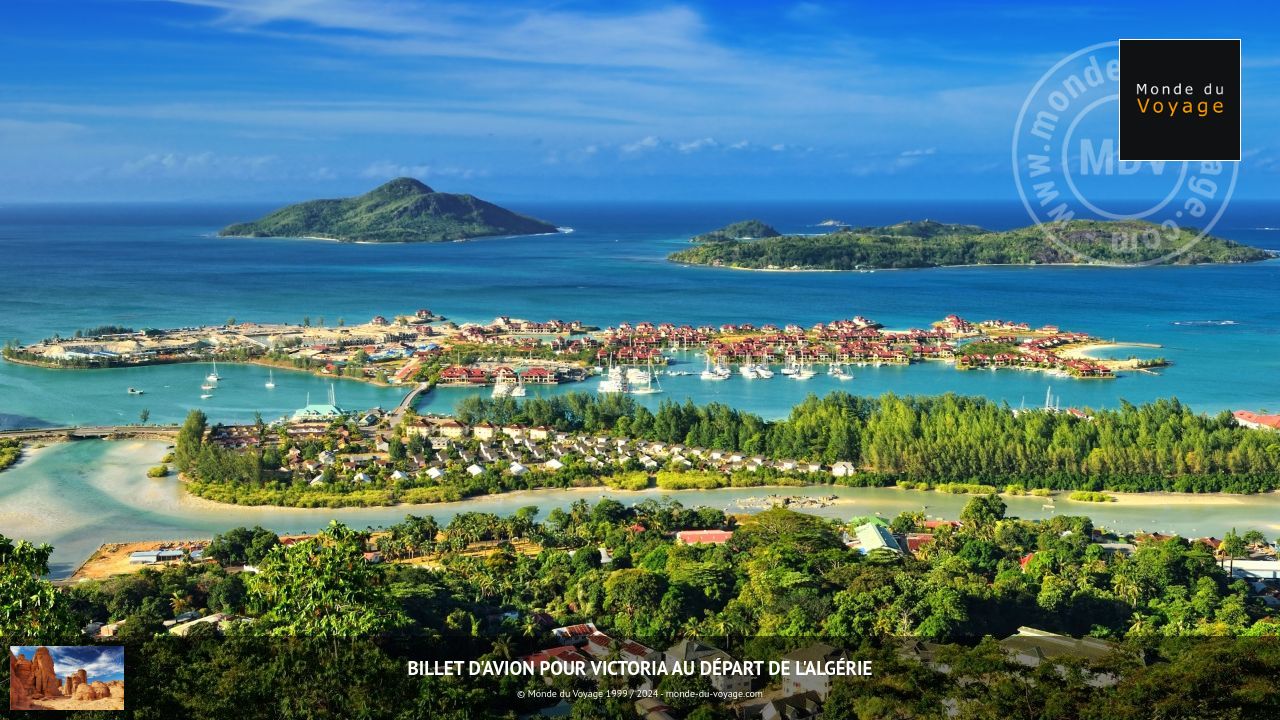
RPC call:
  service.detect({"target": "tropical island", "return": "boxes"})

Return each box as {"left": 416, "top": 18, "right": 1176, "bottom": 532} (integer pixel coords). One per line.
{"left": 690, "top": 219, "right": 781, "bottom": 243}
{"left": 218, "top": 177, "right": 558, "bottom": 243}
{"left": 669, "top": 219, "right": 1274, "bottom": 269}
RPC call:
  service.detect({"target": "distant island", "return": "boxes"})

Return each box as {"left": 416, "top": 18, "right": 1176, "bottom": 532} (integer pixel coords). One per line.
{"left": 669, "top": 219, "right": 1274, "bottom": 269}
{"left": 219, "top": 177, "right": 558, "bottom": 243}
{"left": 690, "top": 219, "right": 781, "bottom": 242}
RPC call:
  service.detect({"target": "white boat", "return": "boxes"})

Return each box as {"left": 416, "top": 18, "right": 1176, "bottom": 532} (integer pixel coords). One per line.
{"left": 200, "top": 393, "right": 213, "bottom": 399}
{"left": 265, "top": 369, "right": 275, "bottom": 389}
{"left": 200, "top": 382, "right": 216, "bottom": 391}
{"left": 629, "top": 359, "right": 663, "bottom": 395}
{"left": 492, "top": 379, "right": 513, "bottom": 398}
{"left": 206, "top": 360, "right": 220, "bottom": 383}
{"left": 829, "top": 364, "right": 854, "bottom": 381}
{"left": 510, "top": 372, "right": 527, "bottom": 397}
{"left": 626, "top": 367, "right": 651, "bottom": 384}
{"left": 755, "top": 365, "right": 775, "bottom": 379}
{"left": 789, "top": 362, "right": 816, "bottom": 380}
{"left": 598, "top": 366, "right": 628, "bottom": 393}
{"left": 127, "top": 387, "right": 144, "bottom": 395}
{"left": 700, "top": 356, "right": 729, "bottom": 381}
{"left": 780, "top": 360, "right": 797, "bottom": 376}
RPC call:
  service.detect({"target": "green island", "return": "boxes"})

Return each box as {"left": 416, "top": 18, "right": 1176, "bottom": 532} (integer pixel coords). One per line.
{"left": 5, "top": 495, "right": 1278, "bottom": 718}
{"left": 218, "top": 177, "right": 558, "bottom": 243}
{"left": 175, "top": 391, "right": 1280, "bottom": 508}
{"left": 669, "top": 219, "right": 1275, "bottom": 269}
{"left": 691, "top": 219, "right": 781, "bottom": 242}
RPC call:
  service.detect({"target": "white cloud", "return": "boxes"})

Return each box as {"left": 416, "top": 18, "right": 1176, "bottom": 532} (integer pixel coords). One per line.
{"left": 728, "top": 140, "right": 750, "bottom": 150}
{"left": 359, "top": 161, "right": 484, "bottom": 180}
{"left": 620, "top": 136, "right": 662, "bottom": 155}
{"left": 899, "top": 147, "right": 936, "bottom": 157}
{"left": 116, "top": 151, "right": 276, "bottom": 178}
{"left": 677, "top": 137, "right": 718, "bottom": 154}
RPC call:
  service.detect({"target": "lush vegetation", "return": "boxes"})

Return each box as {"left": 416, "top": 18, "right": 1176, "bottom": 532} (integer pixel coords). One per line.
{"left": 455, "top": 391, "right": 1280, "bottom": 493}
{"left": 669, "top": 219, "right": 1273, "bottom": 269}
{"left": 219, "top": 177, "right": 557, "bottom": 243}
{"left": 0, "top": 438, "right": 21, "bottom": 471}
{"left": 3, "top": 497, "right": 1278, "bottom": 718}
{"left": 691, "top": 219, "right": 780, "bottom": 242}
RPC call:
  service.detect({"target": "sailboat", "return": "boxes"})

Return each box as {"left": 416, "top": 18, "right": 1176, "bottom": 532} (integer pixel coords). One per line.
{"left": 265, "top": 369, "right": 276, "bottom": 389}
{"left": 829, "top": 363, "right": 853, "bottom": 381}
{"left": 700, "top": 355, "right": 729, "bottom": 381}
{"left": 629, "top": 358, "right": 663, "bottom": 395}
{"left": 789, "top": 361, "right": 816, "bottom": 380}
{"left": 509, "top": 371, "right": 527, "bottom": 397}
{"left": 206, "top": 359, "right": 221, "bottom": 383}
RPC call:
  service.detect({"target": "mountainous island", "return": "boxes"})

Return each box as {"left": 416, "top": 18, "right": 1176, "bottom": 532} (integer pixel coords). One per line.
{"left": 219, "top": 178, "right": 558, "bottom": 243}
{"left": 669, "top": 219, "right": 1274, "bottom": 269}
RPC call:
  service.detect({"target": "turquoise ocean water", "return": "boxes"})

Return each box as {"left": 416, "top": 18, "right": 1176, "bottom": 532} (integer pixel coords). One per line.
{"left": 2, "top": 200, "right": 1278, "bottom": 426}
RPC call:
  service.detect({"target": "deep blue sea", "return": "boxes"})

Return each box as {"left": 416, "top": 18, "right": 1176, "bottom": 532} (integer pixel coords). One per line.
{"left": 2, "top": 200, "right": 1278, "bottom": 426}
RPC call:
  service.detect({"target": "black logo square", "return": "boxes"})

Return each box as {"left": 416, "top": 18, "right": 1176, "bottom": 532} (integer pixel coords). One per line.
{"left": 1119, "top": 39, "right": 1240, "bottom": 161}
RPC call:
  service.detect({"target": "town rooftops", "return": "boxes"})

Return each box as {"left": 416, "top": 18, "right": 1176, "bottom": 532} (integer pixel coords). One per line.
{"left": 675, "top": 529, "right": 734, "bottom": 545}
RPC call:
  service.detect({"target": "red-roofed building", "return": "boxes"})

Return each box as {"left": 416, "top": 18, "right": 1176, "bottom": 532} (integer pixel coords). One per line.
{"left": 1019, "top": 552, "right": 1035, "bottom": 572}
{"left": 675, "top": 530, "right": 733, "bottom": 545}
{"left": 1234, "top": 410, "right": 1280, "bottom": 431}
{"left": 521, "top": 645, "right": 592, "bottom": 673}
{"left": 552, "top": 622, "right": 598, "bottom": 645}
{"left": 905, "top": 533, "right": 934, "bottom": 555}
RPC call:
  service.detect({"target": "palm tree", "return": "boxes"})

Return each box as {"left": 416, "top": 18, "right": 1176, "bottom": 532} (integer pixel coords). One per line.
{"left": 490, "top": 635, "right": 514, "bottom": 660}
{"left": 170, "top": 592, "right": 192, "bottom": 616}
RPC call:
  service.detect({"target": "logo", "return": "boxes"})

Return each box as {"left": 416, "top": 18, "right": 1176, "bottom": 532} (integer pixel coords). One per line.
{"left": 1012, "top": 41, "right": 1237, "bottom": 265}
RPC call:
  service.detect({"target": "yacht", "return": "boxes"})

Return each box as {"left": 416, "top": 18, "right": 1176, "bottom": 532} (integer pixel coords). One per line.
{"left": 789, "top": 362, "right": 816, "bottom": 380}
{"left": 597, "top": 366, "right": 628, "bottom": 393}
{"left": 205, "top": 360, "right": 221, "bottom": 383}
{"left": 755, "top": 364, "right": 775, "bottom": 379}
{"left": 830, "top": 364, "right": 854, "bottom": 381}
{"left": 127, "top": 387, "right": 144, "bottom": 395}
{"left": 625, "top": 366, "right": 651, "bottom": 384}
{"left": 200, "top": 393, "right": 213, "bottom": 400}
{"left": 492, "top": 379, "right": 514, "bottom": 398}
{"left": 265, "top": 369, "right": 276, "bottom": 389}
{"left": 699, "top": 355, "right": 730, "bottom": 381}
{"left": 200, "top": 382, "right": 216, "bottom": 391}
{"left": 509, "top": 372, "right": 527, "bottom": 397}
{"left": 629, "top": 359, "right": 663, "bottom": 395}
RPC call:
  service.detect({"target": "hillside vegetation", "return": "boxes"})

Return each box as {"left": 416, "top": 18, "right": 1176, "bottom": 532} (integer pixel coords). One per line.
{"left": 220, "top": 178, "right": 557, "bottom": 243}
{"left": 670, "top": 219, "right": 1273, "bottom": 269}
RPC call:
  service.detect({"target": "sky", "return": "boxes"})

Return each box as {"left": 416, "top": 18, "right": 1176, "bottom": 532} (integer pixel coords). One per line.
{"left": 1, "top": 0, "right": 1278, "bottom": 202}
{"left": 11, "top": 645, "right": 126, "bottom": 684}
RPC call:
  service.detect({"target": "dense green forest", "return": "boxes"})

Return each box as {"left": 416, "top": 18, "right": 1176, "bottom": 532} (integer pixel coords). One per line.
{"left": 691, "top": 219, "right": 780, "bottom": 242}
{"left": 3, "top": 497, "right": 1278, "bottom": 718}
{"left": 219, "top": 177, "right": 557, "bottom": 242}
{"left": 669, "top": 219, "right": 1273, "bottom": 269}
{"left": 454, "top": 391, "right": 1280, "bottom": 492}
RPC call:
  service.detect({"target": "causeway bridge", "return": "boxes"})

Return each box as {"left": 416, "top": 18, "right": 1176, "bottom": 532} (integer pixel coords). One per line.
{"left": 0, "top": 425, "right": 180, "bottom": 442}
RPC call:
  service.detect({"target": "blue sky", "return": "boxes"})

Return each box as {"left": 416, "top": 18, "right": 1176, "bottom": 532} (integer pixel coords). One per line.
{"left": 1, "top": 0, "right": 1277, "bottom": 202}
{"left": 11, "top": 645, "right": 125, "bottom": 684}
